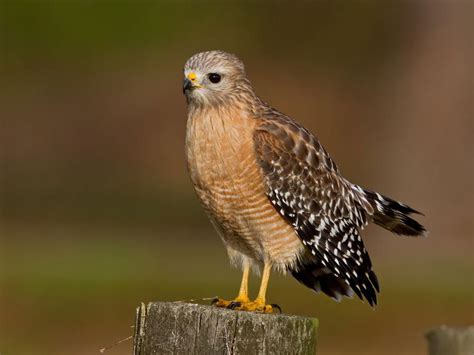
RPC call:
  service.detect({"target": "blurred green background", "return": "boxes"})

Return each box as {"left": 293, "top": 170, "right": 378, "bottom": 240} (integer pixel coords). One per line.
{"left": 1, "top": 1, "right": 473, "bottom": 354}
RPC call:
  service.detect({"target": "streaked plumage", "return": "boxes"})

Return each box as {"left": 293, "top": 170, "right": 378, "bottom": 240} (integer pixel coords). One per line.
{"left": 183, "top": 50, "right": 426, "bottom": 309}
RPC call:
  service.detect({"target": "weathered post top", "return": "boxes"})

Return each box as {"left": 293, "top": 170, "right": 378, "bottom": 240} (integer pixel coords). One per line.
{"left": 134, "top": 301, "right": 318, "bottom": 355}
{"left": 426, "top": 326, "right": 474, "bottom": 355}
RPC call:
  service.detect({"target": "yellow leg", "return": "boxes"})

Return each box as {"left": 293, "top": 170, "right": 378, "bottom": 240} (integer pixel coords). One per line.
{"left": 255, "top": 263, "right": 271, "bottom": 305}
{"left": 241, "top": 263, "right": 276, "bottom": 313}
{"left": 212, "top": 263, "right": 250, "bottom": 307}
{"left": 213, "top": 262, "right": 279, "bottom": 313}
{"left": 235, "top": 263, "right": 250, "bottom": 302}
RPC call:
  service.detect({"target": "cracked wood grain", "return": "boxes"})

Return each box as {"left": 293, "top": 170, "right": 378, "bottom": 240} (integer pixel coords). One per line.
{"left": 133, "top": 302, "right": 318, "bottom": 355}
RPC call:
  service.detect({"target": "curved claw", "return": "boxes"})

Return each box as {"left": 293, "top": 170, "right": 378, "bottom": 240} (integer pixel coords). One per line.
{"left": 210, "top": 297, "right": 220, "bottom": 306}
{"left": 270, "top": 303, "right": 282, "bottom": 313}
{"left": 227, "top": 301, "right": 241, "bottom": 310}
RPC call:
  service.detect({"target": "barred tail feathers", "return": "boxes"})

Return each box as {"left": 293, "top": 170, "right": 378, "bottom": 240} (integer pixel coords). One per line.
{"left": 362, "top": 189, "right": 427, "bottom": 237}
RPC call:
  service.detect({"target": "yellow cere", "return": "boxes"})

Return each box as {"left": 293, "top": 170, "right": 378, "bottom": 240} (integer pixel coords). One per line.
{"left": 187, "top": 72, "right": 197, "bottom": 81}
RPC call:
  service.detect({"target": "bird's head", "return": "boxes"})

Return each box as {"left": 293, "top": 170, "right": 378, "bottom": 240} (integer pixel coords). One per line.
{"left": 183, "top": 50, "right": 253, "bottom": 107}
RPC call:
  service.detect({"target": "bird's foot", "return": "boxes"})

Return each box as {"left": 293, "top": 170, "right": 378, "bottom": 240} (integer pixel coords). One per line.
{"left": 213, "top": 297, "right": 281, "bottom": 314}
{"left": 211, "top": 296, "right": 250, "bottom": 309}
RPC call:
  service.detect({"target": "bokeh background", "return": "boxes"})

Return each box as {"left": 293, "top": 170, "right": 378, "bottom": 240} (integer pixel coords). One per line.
{"left": 1, "top": 1, "right": 473, "bottom": 354}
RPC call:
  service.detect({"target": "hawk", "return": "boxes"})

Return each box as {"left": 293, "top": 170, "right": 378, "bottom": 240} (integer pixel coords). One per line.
{"left": 183, "top": 50, "right": 426, "bottom": 312}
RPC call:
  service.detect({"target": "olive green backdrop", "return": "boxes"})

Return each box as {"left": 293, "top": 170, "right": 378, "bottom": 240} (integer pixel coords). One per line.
{"left": 1, "top": 1, "right": 473, "bottom": 354}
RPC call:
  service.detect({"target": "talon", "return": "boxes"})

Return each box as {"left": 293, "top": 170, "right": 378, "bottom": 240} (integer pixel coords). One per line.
{"left": 228, "top": 301, "right": 241, "bottom": 309}
{"left": 212, "top": 298, "right": 232, "bottom": 308}
{"left": 259, "top": 304, "right": 272, "bottom": 314}
{"left": 270, "top": 304, "right": 282, "bottom": 313}
{"left": 211, "top": 297, "right": 279, "bottom": 314}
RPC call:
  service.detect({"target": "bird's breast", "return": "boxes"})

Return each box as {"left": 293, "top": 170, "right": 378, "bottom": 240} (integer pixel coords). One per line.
{"left": 185, "top": 108, "right": 303, "bottom": 268}
{"left": 185, "top": 108, "right": 259, "bottom": 217}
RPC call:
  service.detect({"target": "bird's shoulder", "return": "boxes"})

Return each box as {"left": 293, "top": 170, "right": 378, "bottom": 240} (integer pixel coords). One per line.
{"left": 252, "top": 104, "right": 338, "bottom": 175}
{"left": 251, "top": 105, "right": 374, "bottom": 223}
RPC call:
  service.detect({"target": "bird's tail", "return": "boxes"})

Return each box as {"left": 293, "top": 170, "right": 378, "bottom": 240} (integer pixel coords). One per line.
{"left": 362, "top": 189, "right": 427, "bottom": 237}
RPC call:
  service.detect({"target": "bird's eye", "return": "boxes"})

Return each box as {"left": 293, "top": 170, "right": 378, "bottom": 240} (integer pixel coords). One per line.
{"left": 208, "top": 73, "right": 221, "bottom": 84}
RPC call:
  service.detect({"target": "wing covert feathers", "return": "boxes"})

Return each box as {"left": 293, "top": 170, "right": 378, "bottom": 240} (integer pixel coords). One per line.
{"left": 253, "top": 110, "right": 425, "bottom": 306}
{"left": 253, "top": 115, "right": 379, "bottom": 305}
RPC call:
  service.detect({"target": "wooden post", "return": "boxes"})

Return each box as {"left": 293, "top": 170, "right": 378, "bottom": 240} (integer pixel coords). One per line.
{"left": 426, "top": 326, "right": 474, "bottom": 355}
{"left": 133, "top": 301, "right": 318, "bottom": 355}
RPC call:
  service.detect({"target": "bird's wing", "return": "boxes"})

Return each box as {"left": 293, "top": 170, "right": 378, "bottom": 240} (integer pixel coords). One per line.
{"left": 253, "top": 115, "right": 380, "bottom": 305}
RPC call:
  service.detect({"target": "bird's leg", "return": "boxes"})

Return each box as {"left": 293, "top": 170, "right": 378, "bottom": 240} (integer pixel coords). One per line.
{"left": 212, "top": 263, "right": 250, "bottom": 308}
{"left": 235, "top": 263, "right": 251, "bottom": 303}
{"left": 254, "top": 262, "right": 271, "bottom": 307}
{"left": 228, "top": 263, "right": 280, "bottom": 313}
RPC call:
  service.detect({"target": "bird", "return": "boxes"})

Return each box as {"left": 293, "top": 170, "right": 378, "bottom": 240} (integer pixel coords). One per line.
{"left": 183, "top": 50, "right": 426, "bottom": 313}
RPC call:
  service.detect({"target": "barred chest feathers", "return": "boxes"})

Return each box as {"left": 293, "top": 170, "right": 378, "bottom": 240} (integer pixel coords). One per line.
{"left": 185, "top": 108, "right": 305, "bottom": 271}
{"left": 185, "top": 107, "right": 254, "bottom": 190}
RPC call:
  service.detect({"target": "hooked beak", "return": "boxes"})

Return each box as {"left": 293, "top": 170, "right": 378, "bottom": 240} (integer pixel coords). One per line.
{"left": 183, "top": 72, "right": 201, "bottom": 94}
{"left": 183, "top": 78, "right": 193, "bottom": 94}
